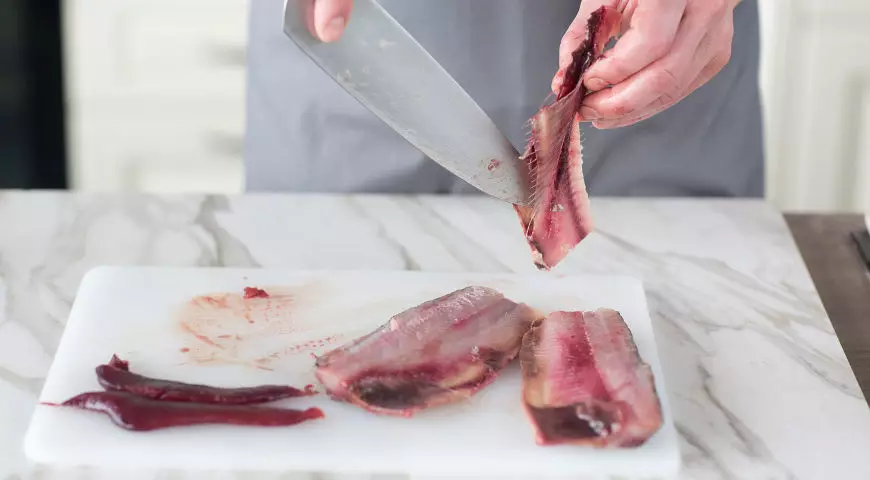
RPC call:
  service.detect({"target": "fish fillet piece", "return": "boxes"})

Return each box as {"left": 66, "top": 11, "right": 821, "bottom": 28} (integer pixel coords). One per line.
{"left": 520, "top": 309, "right": 663, "bottom": 447}
{"left": 315, "top": 286, "right": 540, "bottom": 417}
{"left": 515, "top": 6, "right": 622, "bottom": 270}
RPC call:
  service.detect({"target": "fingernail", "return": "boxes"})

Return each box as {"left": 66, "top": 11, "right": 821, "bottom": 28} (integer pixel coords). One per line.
{"left": 586, "top": 77, "right": 608, "bottom": 91}
{"left": 579, "top": 106, "right": 600, "bottom": 120}
{"left": 318, "top": 16, "right": 345, "bottom": 42}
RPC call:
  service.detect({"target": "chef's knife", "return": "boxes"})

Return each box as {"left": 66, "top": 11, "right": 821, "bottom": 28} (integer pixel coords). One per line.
{"left": 283, "top": 0, "right": 532, "bottom": 206}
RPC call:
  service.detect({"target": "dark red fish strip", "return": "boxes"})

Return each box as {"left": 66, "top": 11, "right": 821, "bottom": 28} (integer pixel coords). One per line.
{"left": 48, "top": 391, "right": 324, "bottom": 431}
{"left": 97, "top": 355, "right": 317, "bottom": 404}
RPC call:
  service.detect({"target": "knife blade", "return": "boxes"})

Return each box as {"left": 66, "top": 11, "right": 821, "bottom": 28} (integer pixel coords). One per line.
{"left": 282, "top": 0, "right": 532, "bottom": 206}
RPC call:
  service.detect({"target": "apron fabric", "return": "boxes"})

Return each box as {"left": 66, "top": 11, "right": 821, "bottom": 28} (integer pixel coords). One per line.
{"left": 244, "top": 0, "right": 764, "bottom": 197}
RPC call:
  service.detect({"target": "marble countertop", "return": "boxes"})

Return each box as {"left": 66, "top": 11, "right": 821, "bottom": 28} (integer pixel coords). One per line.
{"left": 1, "top": 191, "right": 869, "bottom": 480}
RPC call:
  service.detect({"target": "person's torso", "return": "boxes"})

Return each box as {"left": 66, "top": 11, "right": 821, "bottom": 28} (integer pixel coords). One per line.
{"left": 244, "top": 0, "right": 763, "bottom": 197}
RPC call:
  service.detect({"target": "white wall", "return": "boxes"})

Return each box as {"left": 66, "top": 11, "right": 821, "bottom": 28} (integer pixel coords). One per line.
{"left": 758, "top": 0, "right": 870, "bottom": 213}
{"left": 62, "top": 0, "right": 250, "bottom": 194}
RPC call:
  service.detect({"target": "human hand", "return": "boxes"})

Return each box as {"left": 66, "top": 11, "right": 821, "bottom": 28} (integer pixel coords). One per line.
{"left": 305, "top": 0, "right": 354, "bottom": 43}
{"left": 554, "top": 0, "right": 740, "bottom": 129}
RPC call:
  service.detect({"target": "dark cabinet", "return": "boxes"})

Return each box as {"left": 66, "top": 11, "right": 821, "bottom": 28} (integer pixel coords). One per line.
{"left": 0, "top": 0, "right": 66, "bottom": 189}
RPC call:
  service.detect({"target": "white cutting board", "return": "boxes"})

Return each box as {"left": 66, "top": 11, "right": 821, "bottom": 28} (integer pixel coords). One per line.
{"left": 24, "top": 266, "right": 680, "bottom": 478}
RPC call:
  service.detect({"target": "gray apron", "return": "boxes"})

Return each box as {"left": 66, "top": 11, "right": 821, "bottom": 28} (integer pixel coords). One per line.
{"left": 244, "top": 0, "right": 763, "bottom": 197}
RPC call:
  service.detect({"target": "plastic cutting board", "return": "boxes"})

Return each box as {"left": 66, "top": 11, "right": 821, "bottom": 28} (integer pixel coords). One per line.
{"left": 24, "top": 266, "right": 680, "bottom": 478}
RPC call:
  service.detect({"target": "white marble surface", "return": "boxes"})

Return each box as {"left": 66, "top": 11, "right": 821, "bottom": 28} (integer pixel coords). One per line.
{"left": 1, "top": 191, "right": 869, "bottom": 480}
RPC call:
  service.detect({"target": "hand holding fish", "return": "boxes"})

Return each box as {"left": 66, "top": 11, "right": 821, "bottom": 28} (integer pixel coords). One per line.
{"left": 555, "top": 0, "right": 740, "bottom": 129}
{"left": 307, "top": 0, "right": 737, "bottom": 131}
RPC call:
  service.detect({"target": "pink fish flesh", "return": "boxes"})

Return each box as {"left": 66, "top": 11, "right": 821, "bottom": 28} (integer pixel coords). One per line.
{"left": 515, "top": 6, "right": 622, "bottom": 270}
{"left": 520, "top": 309, "right": 663, "bottom": 447}
{"left": 314, "top": 286, "right": 540, "bottom": 417}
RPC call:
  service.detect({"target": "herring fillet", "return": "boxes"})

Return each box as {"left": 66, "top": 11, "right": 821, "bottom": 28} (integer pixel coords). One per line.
{"left": 520, "top": 309, "right": 663, "bottom": 447}
{"left": 514, "top": 6, "right": 622, "bottom": 270}
{"left": 314, "top": 286, "right": 540, "bottom": 417}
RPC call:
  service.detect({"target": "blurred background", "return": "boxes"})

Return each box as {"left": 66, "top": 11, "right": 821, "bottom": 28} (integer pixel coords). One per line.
{"left": 1, "top": 1, "right": 869, "bottom": 212}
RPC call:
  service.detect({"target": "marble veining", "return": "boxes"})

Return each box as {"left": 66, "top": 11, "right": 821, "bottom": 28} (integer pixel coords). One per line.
{"left": 1, "top": 192, "right": 869, "bottom": 480}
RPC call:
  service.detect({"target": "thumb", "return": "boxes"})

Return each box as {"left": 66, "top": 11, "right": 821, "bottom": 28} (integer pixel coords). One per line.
{"left": 309, "top": 0, "right": 354, "bottom": 43}
{"left": 552, "top": 0, "right": 620, "bottom": 94}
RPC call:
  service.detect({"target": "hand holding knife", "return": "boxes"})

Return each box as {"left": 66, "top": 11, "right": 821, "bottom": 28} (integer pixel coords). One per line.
{"left": 282, "top": 0, "right": 533, "bottom": 206}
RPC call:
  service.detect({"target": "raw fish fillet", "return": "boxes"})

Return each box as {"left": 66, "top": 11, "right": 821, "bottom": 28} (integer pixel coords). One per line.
{"left": 520, "top": 309, "right": 663, "bottom": 447}
{"left": 515, "top": 6, "right": 622, "bottom": 270}
{"left": 314, "top": 286, "right": 540, "bottom": 417}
